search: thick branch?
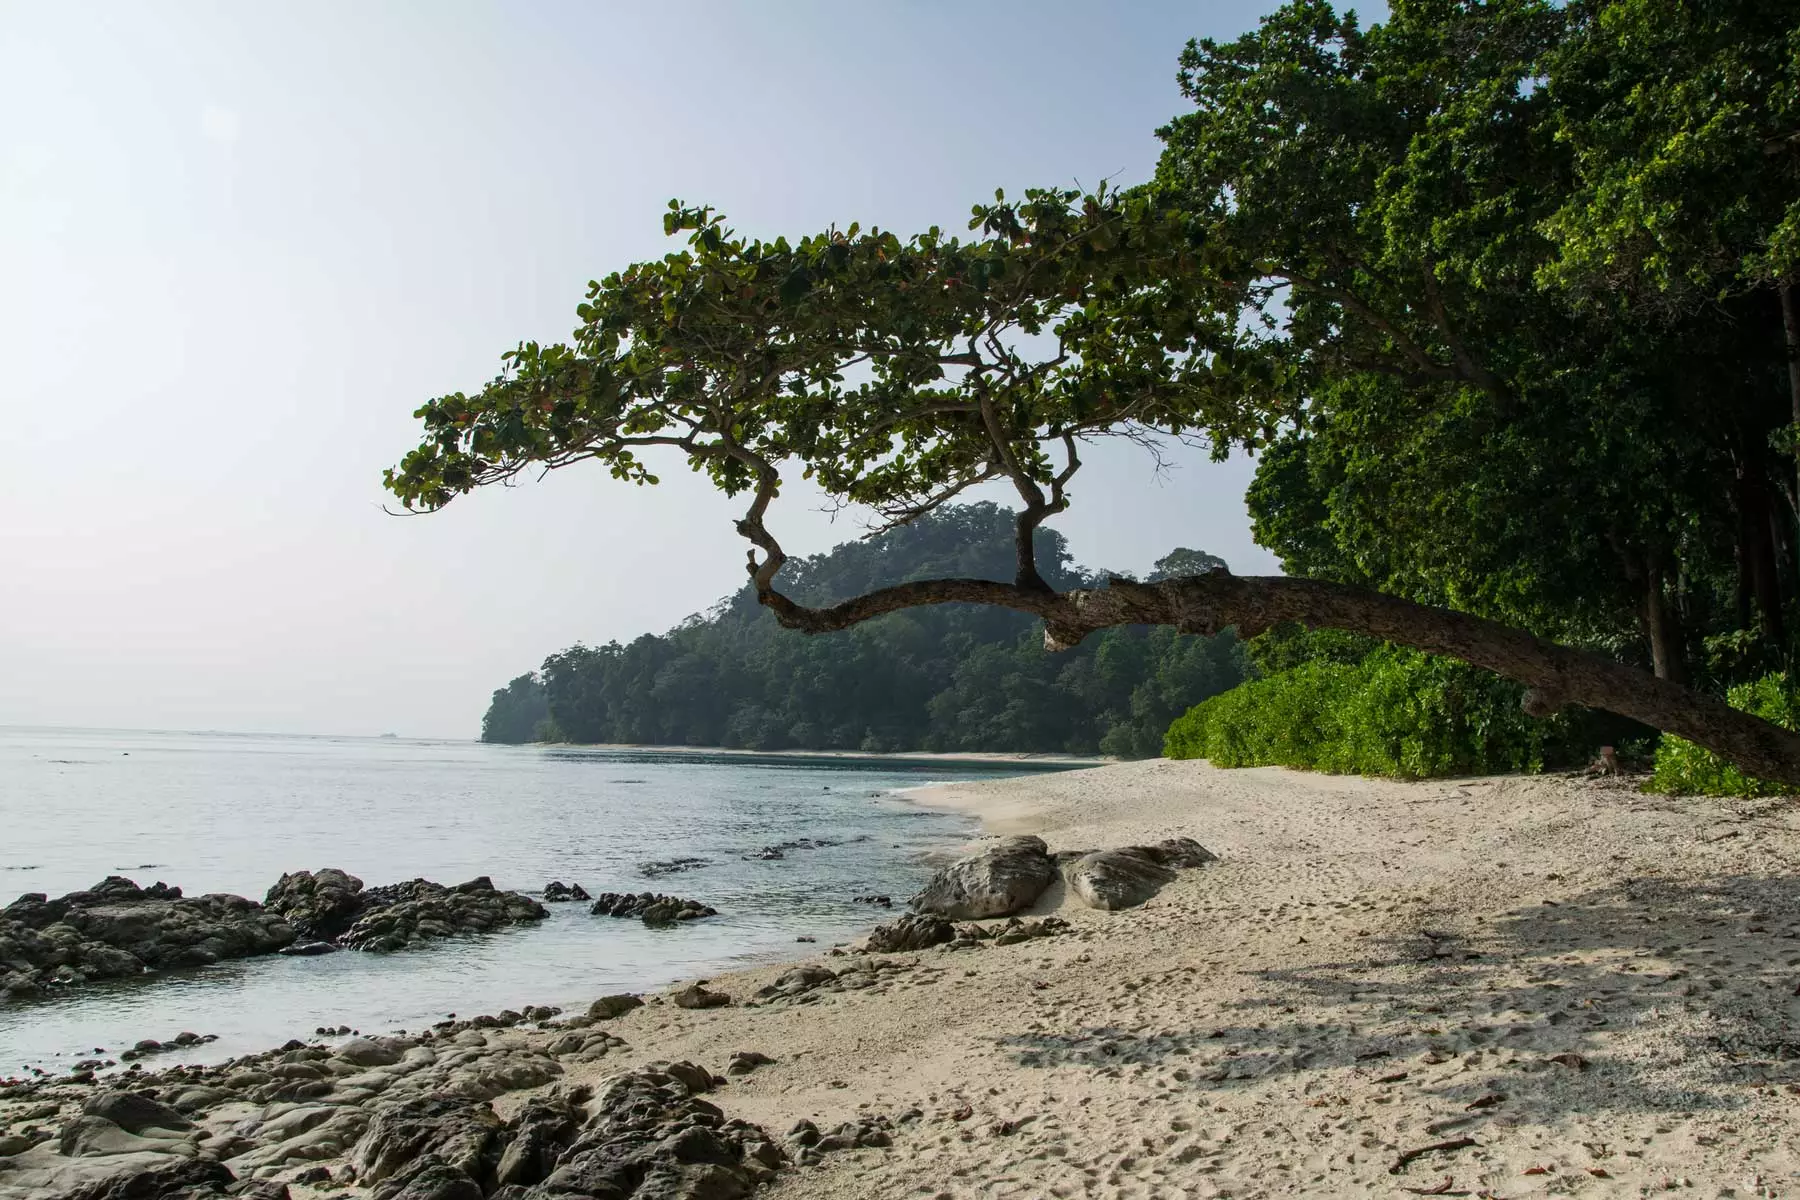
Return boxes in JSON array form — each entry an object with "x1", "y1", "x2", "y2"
[{"x1": 757, "y1": 571, "x2": 1800, "y2": 787}]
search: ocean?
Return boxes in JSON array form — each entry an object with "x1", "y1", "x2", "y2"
[{"x1": 0, "y1": 726, "x2": 1068, "y2": 1075}]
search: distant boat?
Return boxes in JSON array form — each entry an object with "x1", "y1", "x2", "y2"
[{"x1": 379, "y1": 732, "x2": 399, "y2": 739}]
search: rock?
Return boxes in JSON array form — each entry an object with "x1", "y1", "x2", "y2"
[
  {"x1": 587, "y1": 893, "x2": 717, "y2": 922},
  {"x1": 334, "y1": 1038, "x2": 403, "y2": 1068},
  {"x1": 83, "y1": 1088, "x2": 194, "y2": 1134},
  {"x1": 725, "y1": 1051, "x2": 774, "y2": 1076},
  {"x1": 911, "y1": 836, "x2": 1057, "y2": 919},
  {"x1": 671, "y1": 983, "x2": 731, "y2": 1009},
  {"x1": 540, "y1": 882, "x2": 590, "y2": 903},
  {"x1": 0, "y1": 878, "x2": 296, "y2": 996},
  {"x1": 493, "y1": 1093, "x2": 584, "y2": 1189},
  {"x1": 276, "y1": 942, "x2": 338, "y2": 957},
  {"x1": 349, "y1": 1097, "x2": 503, "y2": 1187},
  {"x1": 637, "y1": 857, "x2": 710, "y2": 879},
  {"x1": 338, "y1": 877, "x2": 548, "y2": 951},
  {"x1": 852, "y1": 894, "x2": 892, "y2": 907},
  {"x1": 586, "y1": 994, "x2": 643, "y2": 1020},
  {"x1": 0, "y1": 1133, "x2": 39, "y2": 1156},
  {"x1": 753, "y1": 965, "x2": 837, "y2": 1001},
  {"x1": 371, "y1": 1157, "x2": 484, "y2": 1200},
  {"x1": 1064, "y1": 840, "x2": 1216, "y2": 910},
  {"x1": 865, "y1": 912, "x2": 955, "y2": 953},
  {"x1": 58, "y1": 1115, "x2": 191, "y2": 1158},
  {"x1": 1064, "y1": 847, "x2": 1177, "y2": 910},
  {"x1": 262, "y1": 869, "x2": 366, "y2": 941},
  {"x1": 1142, "y1": 836, "x2": 1218, "y2": 868},
  {"x1": 43, "y1": 1155, "x2": 247, "y2": 1200}
]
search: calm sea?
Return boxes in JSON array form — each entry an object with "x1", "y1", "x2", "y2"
[{"x1": 0, "y1": 727, "x2": 1066, "y2": 1075}]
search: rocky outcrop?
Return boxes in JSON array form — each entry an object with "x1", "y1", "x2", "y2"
[
  {"x1": 539, "y1": 882, "x2": 590, "y2": 904},
  {"x1": 636, "y1": 857, "x2": 709, "y2": 879},
  {"x1": 338, "y1": 878, "x2": 548, "y2": 952},
  {"x1": 587, "y1": 894, "x2": 716, "y2": 925},
  {"x1": 0, "y1": 878, "x2": 296, "y2": 1000},
  {"x1": 261, "y1": 870, "x2": 364, "y2": 942},
  {"x1": 1064, "y1": 838, "x2": 1217, "y2": 910},
  {"x1": 911, "y1": 836, "x2": 1058, "y2": 920}
]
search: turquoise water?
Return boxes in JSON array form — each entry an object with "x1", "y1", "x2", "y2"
[{"x1": 0, "y1": 727, "x2": 1066, "y2": 1074}]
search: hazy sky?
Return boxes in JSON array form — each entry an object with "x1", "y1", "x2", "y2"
[{"x1": 2, "y1": 1, "x2": 1285, "y2": 738}]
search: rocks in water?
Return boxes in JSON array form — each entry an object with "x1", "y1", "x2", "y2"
[
  {"x1": 587, "y1": 893, "x2": 717, "y2": 924},
  {"x1": 636, "y1": 857, "x2": 709, "y2": 879},
  {"x1": 275, "y1": 942, "x2": 337, "y2": 957},
  {"x1": 864, "y1": 913, "x2": 955, "y2": 953},
  {"x1": 0, "y1": 877, "x2": 296, "y2": 999},
  {"x1": 740, "y1": 836, "x2": 854, "y2": 862},
  {"x1": 262, "y1": 868, "x2": 366, "y2": 942},
  {"x1": 586, "y1": 994, "x2": 644, "y2": 1021},
  {"x1": 911, "y1": 835, "x2": 1058, "y2": 920},
  {"x1": 539, "y1": 882, "x2": 590, "y2": 904},
  {"x1": 263, "y1": 870, "x2": 546, "y2": 954},
  {"x1": 851, "y1": 894, "x2": 892, "y2": 907},
  {"x1": 338, "y1": 878, "x2": 548, "y2": 953},
  {"x1": 1064, "y1": 838, "x2": 1218, "y2": 910},
  {"x1": 671, "y1": 983, "x2": 731, "y2": 1010}
]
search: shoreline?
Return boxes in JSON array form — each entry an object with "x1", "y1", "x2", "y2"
[
  {"x1": 535, "y1": 742, "x2": 1109, "y2": 768},
  {"x1": 8, "y1": 760, "x2": 1800, "y2": 1197}
]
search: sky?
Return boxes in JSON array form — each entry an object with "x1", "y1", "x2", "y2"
[{"x1": 1, "y1": 0, "x2": 1286, "y2": 738}]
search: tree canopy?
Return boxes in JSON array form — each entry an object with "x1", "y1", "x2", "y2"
[{"x1": 390, "y1": 0, "x2": 1800, "y2": 785}]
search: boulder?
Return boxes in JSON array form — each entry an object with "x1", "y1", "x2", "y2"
[
  {"x1": 349, "y1": 1097, "x2": 503, "y2": 1187},
  {"x1": 262, "y1": 869, "x2": 365, "y2": 941},
  {"x1": 1065, "y1": 839, "x2": 1217, "y2": 910},
  {"x1": 540, "y1": 882, "x2": 591, "y2": 903},
  {"x1": 586, "y1": 994, "x2": 643, "y2": 1020},
  {"x1": 42, "y1": 1155, "x2": 247, "y2": 1200},
  {"x1": 911, "y1": 836, "x2": 1057, "y2": 919},
  {"x1": 587, "y1": 893, "x2": 717, "y2": 922},
  {"x1": 334, "y1": 1038, "x2": 404, "y2": 1068},
  {"x1": 338, "y1": 877, "x2": 548, "y2": 952},
  {"x1": 83, "y1": 1088, "x2": 194, "y2": 1135},
  {"x1": 864, "y1": 912, "x2": 955, "y2": 953}
]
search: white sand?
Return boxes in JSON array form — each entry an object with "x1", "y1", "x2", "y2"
[{"x1": 537, "y1": 759, "x2": 1800, "y2": 1198}]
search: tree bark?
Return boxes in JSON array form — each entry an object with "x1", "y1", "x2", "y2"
[
  {"x1": 1642, "y1": 558, "x2": 1686, "y2": 685},
  {"x1": 757, "y1": 570, "x2": 1800, "y2": 786},
  {"x1": 1783, "y1": 280, "x2": 1800, "y2": 538}
]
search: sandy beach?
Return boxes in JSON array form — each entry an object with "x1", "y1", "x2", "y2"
[{"x1": 10, "y1": 758, "x2": 1800, "y2": 1198}]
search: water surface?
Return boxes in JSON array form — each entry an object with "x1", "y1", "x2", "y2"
[{"x1": 0, "y1": 727, "x2": 1067, "y2": 1073}]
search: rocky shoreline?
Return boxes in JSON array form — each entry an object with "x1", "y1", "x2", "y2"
[
  {"x1": 0, "y1": 871, "x2": 552, "y2": 1001},
  {"x1": 0, "y1": 828, "x2": 1218, "y2": 1199}
]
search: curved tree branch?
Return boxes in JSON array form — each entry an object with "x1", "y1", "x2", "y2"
[{"x1": 754, "y1": 570, "x2": 1800, "y2": 787}]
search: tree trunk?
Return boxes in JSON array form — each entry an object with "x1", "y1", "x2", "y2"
[
  {"x1": 1783, "y1": 281, "x2": 1800, "y2": 537},
  {"x1": 757, "y1": 570, "x2": 1800, "y2": 786},
  {"x1": 1643, "y1": 559, "x2": 1687, "y2": 685}
]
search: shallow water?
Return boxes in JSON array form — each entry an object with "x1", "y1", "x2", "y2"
[{"x1": 0, "y1": 727, "x2": 1066, "y2": 1074}]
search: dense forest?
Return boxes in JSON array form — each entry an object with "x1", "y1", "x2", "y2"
[{"x1": 481, "y1": 504, "x2": 1246, "y2": 756}]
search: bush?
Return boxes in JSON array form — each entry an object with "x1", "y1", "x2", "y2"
[
  {"x1": 1163, "y1": 647, "x2": 1552, "y2": 778},
  {"x1": 1647, "y1": 674, "x2": 1798, "y2": 796}
]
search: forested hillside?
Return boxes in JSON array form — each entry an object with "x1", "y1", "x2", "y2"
[{"x1": 481, "y1": 504, "x2": 1246, "y2": 756}]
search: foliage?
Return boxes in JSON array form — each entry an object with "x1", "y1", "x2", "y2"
[
  {"x1": 400, "y1": 0, "x2": 1800, "y2": 786},
  {"x1": 479, "y1": 674, "x2": 549, "y2": 745},
  {"x1": 1648, "y1": 675, "x2": 1800, "y2": 796},
  {"x1": 1164, "y1": 648, "x2": 1558, "y2": 778},
  {"x1": 479, "y1": 505, "x2": 1247, "y2": 754}
]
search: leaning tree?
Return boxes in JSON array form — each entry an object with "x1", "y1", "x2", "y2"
[{"x1": 386, "y1": 0, "x2": 1800, "y2": 785}]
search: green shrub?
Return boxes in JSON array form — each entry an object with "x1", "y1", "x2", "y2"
[
  {"x1": 1647, "y1": 674, "x2": 1798, "y2": 796},
  {"x1": 1163, "y1": 647, "x2": 1550, "y2": 778}
]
